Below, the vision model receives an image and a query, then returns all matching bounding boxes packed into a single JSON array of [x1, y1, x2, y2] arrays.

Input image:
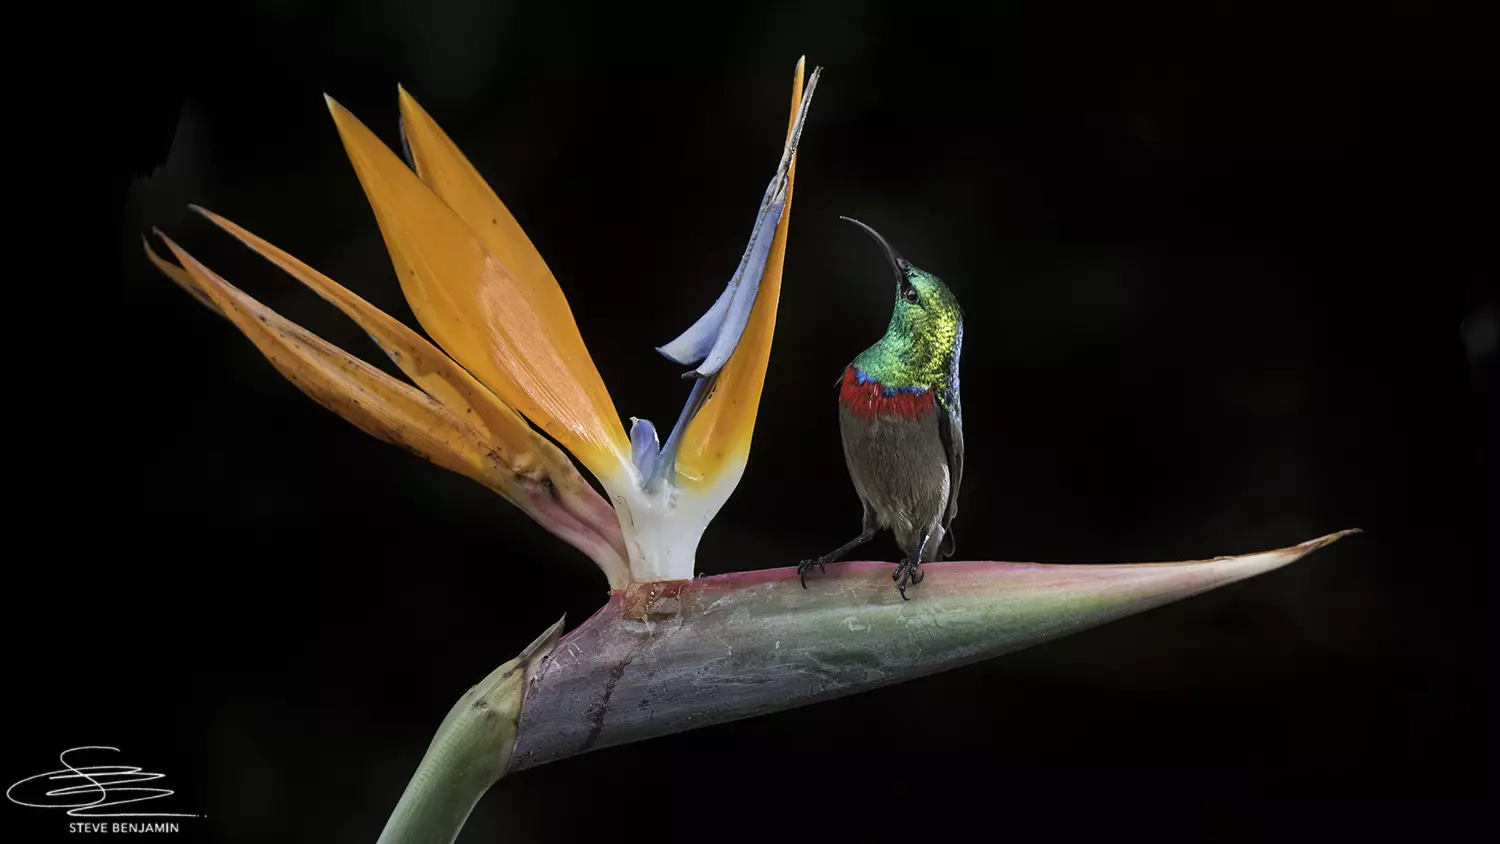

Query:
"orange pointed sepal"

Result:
[[147, 232, 630, 586], [323, 95, 634, 495]]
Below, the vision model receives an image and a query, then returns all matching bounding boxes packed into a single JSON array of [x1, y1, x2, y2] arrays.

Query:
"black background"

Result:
[[23, 0, 1496, 841]]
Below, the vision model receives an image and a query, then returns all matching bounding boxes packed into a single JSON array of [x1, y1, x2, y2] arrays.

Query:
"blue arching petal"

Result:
[[629, 417, 661, 480], [689, 197, 786, 378], [398, 115, 417, 172], [656, 277, 734, 365], [647, 377, 712, 491], [639, 64, 822, 491], [658, 68, 819, 381], [642, 187, 786, 485], [655, 178, 777, 367]]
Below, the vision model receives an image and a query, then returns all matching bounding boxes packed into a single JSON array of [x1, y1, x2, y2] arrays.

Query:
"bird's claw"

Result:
[[893, 558, 924, 600], [798, 558, 827, 589]]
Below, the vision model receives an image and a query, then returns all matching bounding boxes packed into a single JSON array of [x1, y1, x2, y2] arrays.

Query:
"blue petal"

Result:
[[629, 416, 660, 480], [689, 197, 786, 378], [647, 377, 712, 490], [655, 179, 777, 366], [398, 115, 417, 172], [656, 276, 734, 365], [641, 65, 823, 490], [662, 67, 820, 381]]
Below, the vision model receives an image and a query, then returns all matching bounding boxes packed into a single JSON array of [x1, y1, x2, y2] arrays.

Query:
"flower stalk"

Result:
[[375, 619, 563, 844]]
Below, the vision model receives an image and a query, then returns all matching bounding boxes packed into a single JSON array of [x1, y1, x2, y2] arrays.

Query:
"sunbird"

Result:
[[799, 217, 965, 599]]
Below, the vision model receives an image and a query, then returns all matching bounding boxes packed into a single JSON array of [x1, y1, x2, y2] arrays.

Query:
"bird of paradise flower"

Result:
[[143, 58, 1358, 844], [148, 62, 821, 591]]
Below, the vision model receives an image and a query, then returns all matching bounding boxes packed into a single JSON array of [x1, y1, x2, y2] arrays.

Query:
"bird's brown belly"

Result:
[[837, 404, 950, 554]]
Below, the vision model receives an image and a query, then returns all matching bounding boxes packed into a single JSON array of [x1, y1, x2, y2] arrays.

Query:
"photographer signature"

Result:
[[6, 746, 200, 818]]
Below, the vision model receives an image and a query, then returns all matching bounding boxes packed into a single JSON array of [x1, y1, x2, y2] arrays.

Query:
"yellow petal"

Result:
[[191, 207, 520, 453], [397, 87, 579, 345], [157, 232, 509, 488], [673, 58, 805, 487], [324, 95, 631, 487], [188, 206, 628, 570], [151, 233, 631, 585], [143, 236, 225, 317]]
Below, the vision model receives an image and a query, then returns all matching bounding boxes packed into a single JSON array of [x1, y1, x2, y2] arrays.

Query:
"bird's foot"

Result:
[[798, 558, 828, 589], [892, 558, 924, 600]]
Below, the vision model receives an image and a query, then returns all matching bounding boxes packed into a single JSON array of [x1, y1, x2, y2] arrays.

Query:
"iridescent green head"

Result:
[[842, 217, 964, 392]]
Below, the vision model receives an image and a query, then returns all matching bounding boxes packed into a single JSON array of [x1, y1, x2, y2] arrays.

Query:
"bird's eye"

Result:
[[903, 286, 920, 304]]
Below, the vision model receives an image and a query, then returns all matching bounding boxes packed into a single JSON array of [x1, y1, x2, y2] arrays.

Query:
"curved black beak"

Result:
[[839, 216, 909, 283]]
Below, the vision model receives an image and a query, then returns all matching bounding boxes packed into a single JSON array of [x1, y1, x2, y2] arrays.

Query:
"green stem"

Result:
[[375, 618, 564, 844]]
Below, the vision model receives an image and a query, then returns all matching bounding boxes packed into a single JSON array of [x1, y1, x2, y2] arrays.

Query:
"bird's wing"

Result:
[[938, 393, 964, 558]]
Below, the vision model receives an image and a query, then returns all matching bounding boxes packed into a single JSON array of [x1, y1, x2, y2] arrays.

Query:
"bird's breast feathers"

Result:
[[839, 367, 938, 422]]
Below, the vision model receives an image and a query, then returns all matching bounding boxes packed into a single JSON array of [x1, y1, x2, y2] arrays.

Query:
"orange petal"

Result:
[[150, 232, 630, 584], [673, 58, 807, 487], [143, 236, 224, 317], [324, 95, 631, 486], [190, 208, 524, 456], [397, 87, 581, 348], [187, 206, 627, 570]]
